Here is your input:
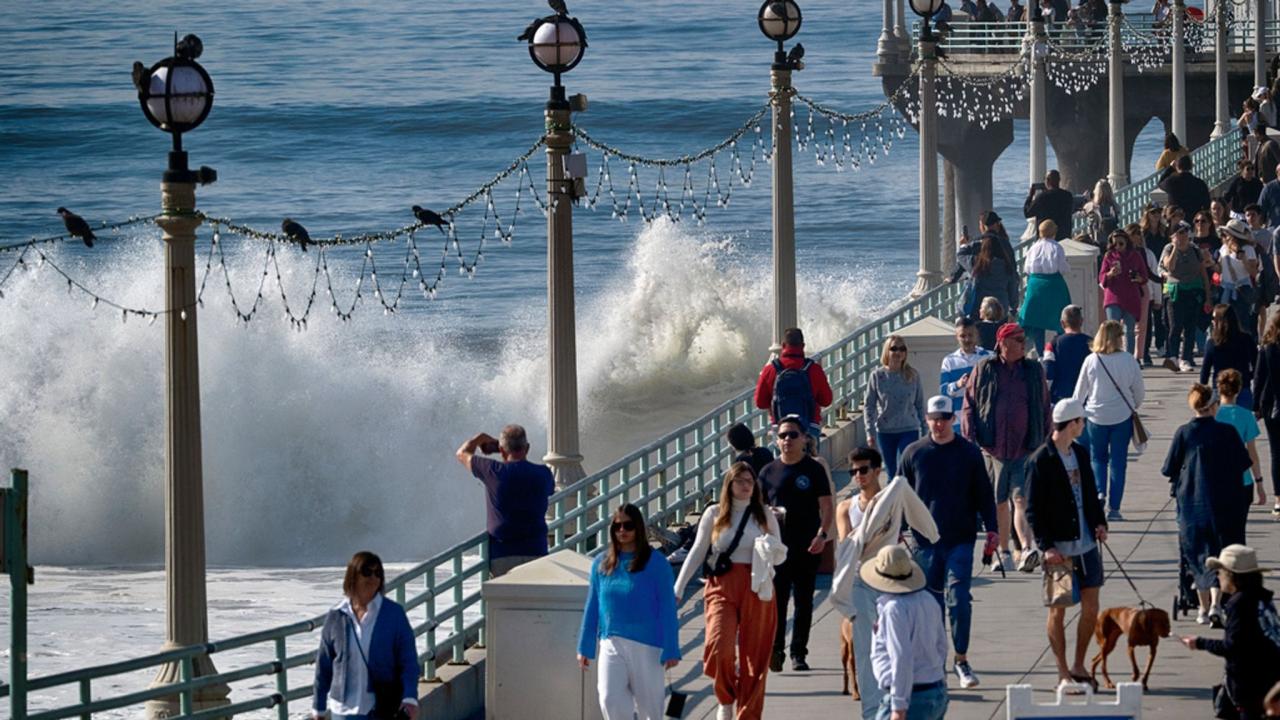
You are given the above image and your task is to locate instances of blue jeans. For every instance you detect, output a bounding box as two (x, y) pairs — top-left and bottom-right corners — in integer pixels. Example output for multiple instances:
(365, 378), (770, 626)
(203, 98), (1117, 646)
(875, 681), (949, 720)
(876, 429), (919, 479)
(1086, 419), (1133, 512)
(852, 577), (884, 720)
(915, 541), (975, 656)
(1105, 305), (1137, 355)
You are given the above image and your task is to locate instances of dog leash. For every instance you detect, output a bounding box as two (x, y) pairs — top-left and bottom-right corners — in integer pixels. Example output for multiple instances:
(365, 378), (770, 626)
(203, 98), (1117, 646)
(1101, 538), (1154, 610)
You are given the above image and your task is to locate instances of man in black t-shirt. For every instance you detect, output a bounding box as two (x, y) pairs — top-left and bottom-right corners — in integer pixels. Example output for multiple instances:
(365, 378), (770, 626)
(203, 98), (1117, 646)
(758, 415), (834, 673)
(1023, 169), (1074, 240)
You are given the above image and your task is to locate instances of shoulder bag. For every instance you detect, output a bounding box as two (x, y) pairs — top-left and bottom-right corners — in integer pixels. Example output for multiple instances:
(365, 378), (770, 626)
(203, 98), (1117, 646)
(343, 611), (404, 719)
(1043, 560), (1075, 607)
(703, 507), (754, 578)
(1095, 354), (1149, 454)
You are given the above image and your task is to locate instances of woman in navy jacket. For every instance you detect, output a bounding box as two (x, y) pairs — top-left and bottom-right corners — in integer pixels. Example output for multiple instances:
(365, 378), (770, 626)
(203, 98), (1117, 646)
(313, 551), (420, 720)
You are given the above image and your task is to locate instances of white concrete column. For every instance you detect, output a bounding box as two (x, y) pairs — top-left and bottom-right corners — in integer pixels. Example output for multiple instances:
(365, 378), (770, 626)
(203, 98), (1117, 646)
(1107, 0), (1129, 188)
(1061, 239), (1102, 332)
(544, 102), (586, 490)
(1172, 0), (1187, 143)
(943, 160), (957, 276)
(1257, 0), (1268, 87)
(146, 179), (229, 718)
(879, 0), (897, 60)
(914, 39), (943, 297)
(770, 66), (797, 352)
(1214, 0), (1232, 137)
(1027, 19), (1049, 240)
(895, 0), (910, 59)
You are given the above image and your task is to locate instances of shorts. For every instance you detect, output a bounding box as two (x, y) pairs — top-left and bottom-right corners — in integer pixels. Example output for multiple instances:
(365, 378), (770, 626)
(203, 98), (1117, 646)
(984, 452), (1028, 503)
(1068, 546), (1105, 595)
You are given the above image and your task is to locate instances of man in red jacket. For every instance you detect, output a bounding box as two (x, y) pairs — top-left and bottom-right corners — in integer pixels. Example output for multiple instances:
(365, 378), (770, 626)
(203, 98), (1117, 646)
(754, 327), (834, 437)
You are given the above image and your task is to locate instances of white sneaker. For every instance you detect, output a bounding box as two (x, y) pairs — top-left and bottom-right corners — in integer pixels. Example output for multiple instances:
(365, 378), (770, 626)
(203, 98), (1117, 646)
(1179, 359), (1194, 373)
(1209, 606), (1225, 629)
(1196, 608), (1210, 625)
(1018, 548), (1041, 573)
(955, 660), (980, 688)
(717, 703), (734, 720)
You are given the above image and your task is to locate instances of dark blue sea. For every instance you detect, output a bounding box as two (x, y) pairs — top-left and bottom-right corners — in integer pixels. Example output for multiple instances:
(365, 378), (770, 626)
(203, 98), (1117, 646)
(0, 0), (1166, 565)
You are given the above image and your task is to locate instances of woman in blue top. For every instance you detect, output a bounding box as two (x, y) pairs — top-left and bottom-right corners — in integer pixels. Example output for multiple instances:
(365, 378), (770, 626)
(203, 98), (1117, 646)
(578, 504), (681, 720)
(313, 552), (419, 720)
(1215, 370), (1267, 525)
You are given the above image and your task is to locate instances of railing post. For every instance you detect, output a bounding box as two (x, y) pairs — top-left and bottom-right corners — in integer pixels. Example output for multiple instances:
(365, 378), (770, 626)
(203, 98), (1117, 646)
(1107, 0), (1129, 188)
(477, 540), (489, 650)
(425, 571), (439, 682)
(274, 638), (289, 720)
(451, 555), (465, 664)
(179, 656), (194, 717)
(5, 469), (29, 720)
(1213, 0), (1232, 138)
(673, 435), (686, 523)
(79, 679), (91, 720)
(1172, 0), (1187, 143)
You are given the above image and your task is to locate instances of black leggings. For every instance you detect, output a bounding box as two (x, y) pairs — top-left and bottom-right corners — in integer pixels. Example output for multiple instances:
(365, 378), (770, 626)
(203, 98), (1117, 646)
(1166, 290), (1203, 362)
(1267, 416), (1280, 497)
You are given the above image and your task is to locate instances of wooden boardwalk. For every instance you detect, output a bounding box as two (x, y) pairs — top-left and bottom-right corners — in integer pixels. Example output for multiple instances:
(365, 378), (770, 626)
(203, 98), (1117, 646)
(669, 365), (1271, 719)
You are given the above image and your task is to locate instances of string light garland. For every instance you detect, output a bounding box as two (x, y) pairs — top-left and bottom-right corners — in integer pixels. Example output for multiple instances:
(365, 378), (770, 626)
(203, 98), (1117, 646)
(789, 72), (917, 170)
(0, 213), (160, 254)
(1044, 35), (1108, 94)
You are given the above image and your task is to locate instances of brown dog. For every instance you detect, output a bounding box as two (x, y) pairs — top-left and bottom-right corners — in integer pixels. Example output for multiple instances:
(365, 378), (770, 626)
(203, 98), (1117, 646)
(1090, 607), (1172, 690)
(840, 617), (861, 700)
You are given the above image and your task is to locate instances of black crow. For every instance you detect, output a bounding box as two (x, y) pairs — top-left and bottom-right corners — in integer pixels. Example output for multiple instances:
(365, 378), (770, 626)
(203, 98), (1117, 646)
(281, 218), (311, 252)
(175, 34), (203, 60)
(787, 43), (805, 65)
(412, 206), (448, 234)
(132, 61), (150, 94)
(57, 207), (95, 248)
(548, 0), (568, 15)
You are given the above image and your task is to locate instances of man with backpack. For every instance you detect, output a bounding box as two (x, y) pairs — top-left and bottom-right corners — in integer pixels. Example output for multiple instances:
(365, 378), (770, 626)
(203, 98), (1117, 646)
(753, 327), (835, 439)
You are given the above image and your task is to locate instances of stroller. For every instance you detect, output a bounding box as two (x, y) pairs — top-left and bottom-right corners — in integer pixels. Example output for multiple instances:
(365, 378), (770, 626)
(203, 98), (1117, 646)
(1171, 541), (1199, 620)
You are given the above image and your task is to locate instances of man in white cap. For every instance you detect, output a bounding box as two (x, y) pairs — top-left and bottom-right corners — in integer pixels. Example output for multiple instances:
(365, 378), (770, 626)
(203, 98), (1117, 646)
(1024, 398), (1108, 690)
(899, 395), (998, 689)
(863, 544), (949, 720)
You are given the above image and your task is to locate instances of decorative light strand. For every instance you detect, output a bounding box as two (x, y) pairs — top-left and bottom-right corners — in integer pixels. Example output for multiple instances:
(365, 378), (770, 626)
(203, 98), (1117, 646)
(0, 213), (160, 254)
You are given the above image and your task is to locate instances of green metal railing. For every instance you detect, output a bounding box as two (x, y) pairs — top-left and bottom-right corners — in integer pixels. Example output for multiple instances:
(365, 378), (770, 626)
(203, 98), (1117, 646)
(3, 114), (1248, 720)
(912, 14), (1280, 55)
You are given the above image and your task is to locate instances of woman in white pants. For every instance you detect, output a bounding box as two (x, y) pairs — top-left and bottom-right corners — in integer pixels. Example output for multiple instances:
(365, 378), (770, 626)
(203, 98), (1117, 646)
(578, 503), (681, 719)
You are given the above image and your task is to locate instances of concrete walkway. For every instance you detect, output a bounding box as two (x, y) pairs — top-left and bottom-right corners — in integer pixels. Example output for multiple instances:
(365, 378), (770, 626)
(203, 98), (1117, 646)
(669, 364), (1274, 719)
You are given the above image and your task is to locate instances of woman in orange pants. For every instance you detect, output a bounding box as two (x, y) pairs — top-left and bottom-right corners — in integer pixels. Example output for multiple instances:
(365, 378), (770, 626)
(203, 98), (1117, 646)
(675, 461), (786, 720)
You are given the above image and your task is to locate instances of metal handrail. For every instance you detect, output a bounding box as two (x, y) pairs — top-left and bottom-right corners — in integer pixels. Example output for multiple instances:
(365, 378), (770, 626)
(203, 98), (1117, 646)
(13, 106), (1247, 720)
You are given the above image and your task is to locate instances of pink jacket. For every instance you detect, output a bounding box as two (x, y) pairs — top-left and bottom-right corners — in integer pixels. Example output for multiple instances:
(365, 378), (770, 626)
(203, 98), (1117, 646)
(1099, 249), (1148, 319)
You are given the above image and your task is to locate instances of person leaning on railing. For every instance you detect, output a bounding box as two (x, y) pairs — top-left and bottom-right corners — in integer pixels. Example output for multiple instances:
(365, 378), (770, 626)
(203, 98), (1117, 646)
(313, 551), (420, 720)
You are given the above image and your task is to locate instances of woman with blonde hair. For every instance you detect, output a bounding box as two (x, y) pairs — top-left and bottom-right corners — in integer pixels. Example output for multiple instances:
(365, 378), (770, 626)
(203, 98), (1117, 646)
(675, 462), (784, 720)
(1072, 320), (1145, 520)
(1084, 179), (1120, 248)
(864, 335), (926, 478)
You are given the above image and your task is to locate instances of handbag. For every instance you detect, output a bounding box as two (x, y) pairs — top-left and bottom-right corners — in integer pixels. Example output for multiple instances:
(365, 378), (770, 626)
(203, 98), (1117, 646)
(1095, 354), (1148, 455)
(1043, 561), (1075, 607)
(665, 672), (687, 718)
(1213, 682), (1239, 720)
(702, 507), (753, 578)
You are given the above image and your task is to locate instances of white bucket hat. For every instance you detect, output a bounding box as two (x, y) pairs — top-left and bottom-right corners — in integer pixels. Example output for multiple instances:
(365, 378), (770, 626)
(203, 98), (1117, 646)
(1206, 544), (1267, 574)
(859, 544), (927, 594)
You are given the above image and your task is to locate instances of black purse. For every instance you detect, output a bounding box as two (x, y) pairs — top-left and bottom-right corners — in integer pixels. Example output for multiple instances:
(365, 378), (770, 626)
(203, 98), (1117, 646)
(1213, 682), (1239, 720)
(702, 508), (753, 578)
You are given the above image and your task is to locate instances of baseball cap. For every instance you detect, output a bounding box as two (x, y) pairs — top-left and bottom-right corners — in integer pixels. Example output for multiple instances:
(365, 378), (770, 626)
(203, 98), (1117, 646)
(1173, 220), (1192, 235)
(1052, 398), (1086, 423)
(926, 395), (953, 419)
(995, 322), (1025, 343)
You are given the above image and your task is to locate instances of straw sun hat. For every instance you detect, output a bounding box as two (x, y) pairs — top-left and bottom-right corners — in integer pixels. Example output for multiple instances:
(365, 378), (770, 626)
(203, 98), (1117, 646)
(859, 544), (927, 594)
(1206, 544), (1268, 574)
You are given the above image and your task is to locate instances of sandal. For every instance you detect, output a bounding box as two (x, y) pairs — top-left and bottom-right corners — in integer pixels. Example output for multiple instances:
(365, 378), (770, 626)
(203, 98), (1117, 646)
(1068, 672), (1098, 692)
(1057, 678), (1086, 696)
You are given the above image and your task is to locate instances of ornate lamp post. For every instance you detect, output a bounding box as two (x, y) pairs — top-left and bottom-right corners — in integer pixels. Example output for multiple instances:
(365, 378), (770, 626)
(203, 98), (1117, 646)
(524, 9), (588, 488)
(134, 33), (228, 718)
(1026, 5), (1049, 239)
(1212, 0), (1231, 137)
(1172, 0), (1187, 143)
(1107, 0), (1128, 188)
(909, 0), (944, 296)
(759, 0), (803, 353)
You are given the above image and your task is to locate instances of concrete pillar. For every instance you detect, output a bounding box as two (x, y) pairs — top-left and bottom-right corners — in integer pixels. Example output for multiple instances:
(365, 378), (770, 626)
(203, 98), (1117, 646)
(544, 101), (586, 489)
(770, 65), (797, 352)
(1107, 0), (1129, 189)
(146, 180), (229, 718)
(484, 551), (599, 720)
(1214, 0), (1232, 138)
(1027, 18), (1049, 240)
(1258, 0), (1268, 88)
(1172, 0), (1187, 143)
(1061, 239), (1102, 334)
(896, 316), (957, 411)
(943, 159), (957, 277)
(914, 39), (943, 297)
(879, 0), (897, 60)
(895, 0), (910, 60)
(938, 117), (1014, 245)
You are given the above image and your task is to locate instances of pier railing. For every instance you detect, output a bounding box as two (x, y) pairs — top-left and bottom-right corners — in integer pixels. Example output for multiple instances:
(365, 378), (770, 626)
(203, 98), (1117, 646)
(8, 117), (1246, 720)
(910, 15), (1280, 55)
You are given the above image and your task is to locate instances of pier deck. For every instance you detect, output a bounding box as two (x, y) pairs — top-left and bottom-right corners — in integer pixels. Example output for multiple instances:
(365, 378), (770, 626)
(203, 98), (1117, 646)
(669, 364), (1273, 719)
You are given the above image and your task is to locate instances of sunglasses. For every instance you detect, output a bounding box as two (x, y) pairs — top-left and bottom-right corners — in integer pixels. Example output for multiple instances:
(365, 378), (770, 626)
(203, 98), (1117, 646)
(851, 465), (877, 476)
(359, 565), (384, 578)
(1195, 218), (1210, 223)
(889, 346), (907, 352)
(611, 520), (636, 532)
(777, 431), (802, 440)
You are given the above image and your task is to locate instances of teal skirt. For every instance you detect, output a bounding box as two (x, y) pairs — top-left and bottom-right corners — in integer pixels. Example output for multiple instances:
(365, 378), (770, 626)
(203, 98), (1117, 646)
(1019, 272), (1071, 332)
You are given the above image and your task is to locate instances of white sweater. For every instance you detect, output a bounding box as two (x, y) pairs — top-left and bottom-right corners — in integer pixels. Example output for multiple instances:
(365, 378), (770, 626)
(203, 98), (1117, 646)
(1071, 351), (1145, 426)
(674, 498), (782, 598)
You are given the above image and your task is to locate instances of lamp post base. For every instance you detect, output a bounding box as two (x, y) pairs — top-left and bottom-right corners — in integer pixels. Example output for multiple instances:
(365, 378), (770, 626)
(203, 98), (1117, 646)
(144, 651), (229, 719)
(910, 270), (944, 298)
(544, 451), (586, 490)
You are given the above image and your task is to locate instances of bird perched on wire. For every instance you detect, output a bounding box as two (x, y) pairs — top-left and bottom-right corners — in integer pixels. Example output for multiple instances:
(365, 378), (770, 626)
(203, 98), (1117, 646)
(131, 61), (150, 93)
(412, 206), (448, 234)
(787, 43), (805, 70)
(281, 218), (311, 252)
(57, 208), (95, 248)
(548, 0), (568, 15)
(175, 33), (203, 60)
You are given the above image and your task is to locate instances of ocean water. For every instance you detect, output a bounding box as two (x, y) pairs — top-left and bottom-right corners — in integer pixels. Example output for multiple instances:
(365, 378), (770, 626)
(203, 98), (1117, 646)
(0, 1), (1170, 700)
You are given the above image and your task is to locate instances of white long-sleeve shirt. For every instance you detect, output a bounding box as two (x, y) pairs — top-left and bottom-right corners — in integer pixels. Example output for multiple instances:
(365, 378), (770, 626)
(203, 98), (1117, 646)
(1023, 238), (1070, 275)
(674, 498), (782, 597)
(870, 589), (948, 711)
(322, 595), (382, 718)
(1071, 351), (1145, 426)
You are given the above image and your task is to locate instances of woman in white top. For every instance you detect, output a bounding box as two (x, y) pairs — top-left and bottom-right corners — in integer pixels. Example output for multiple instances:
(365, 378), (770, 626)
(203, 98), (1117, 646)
(1217, 220), (1261, 335)
(674, 462), (783, 720)
(1072, 320), (1145, 521)
(834, 447), (886, 720)
(1019, 219), (1073, 354)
